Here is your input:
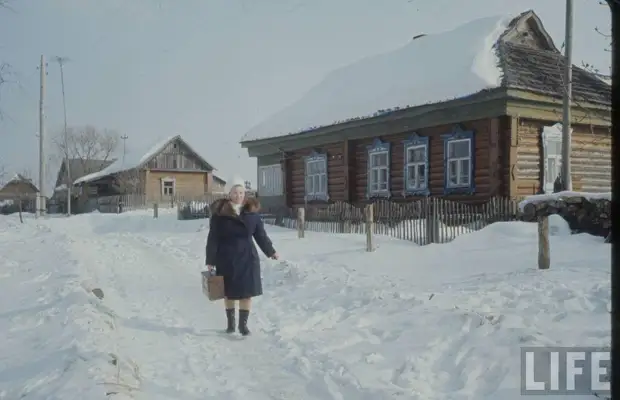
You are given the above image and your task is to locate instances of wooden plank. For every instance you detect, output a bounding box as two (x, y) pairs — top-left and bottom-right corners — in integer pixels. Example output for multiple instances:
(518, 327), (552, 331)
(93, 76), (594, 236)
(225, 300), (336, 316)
(507, 101), (610, 127)
(488, 117), (500, 196)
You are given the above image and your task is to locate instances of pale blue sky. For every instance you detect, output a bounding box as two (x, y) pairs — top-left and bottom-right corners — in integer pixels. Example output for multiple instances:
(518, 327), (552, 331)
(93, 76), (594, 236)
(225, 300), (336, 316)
(0, 0), (611, 193)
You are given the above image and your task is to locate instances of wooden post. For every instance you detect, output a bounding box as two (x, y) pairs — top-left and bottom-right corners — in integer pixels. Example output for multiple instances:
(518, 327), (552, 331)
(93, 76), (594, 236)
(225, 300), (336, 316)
(365, 203), (374, 252)
(153, 203), (158, 219)
(538, 216), (550, 269)
(297, 207), (305, 238)
(424, 198), (434, 245)
(18, 197), (23, 224)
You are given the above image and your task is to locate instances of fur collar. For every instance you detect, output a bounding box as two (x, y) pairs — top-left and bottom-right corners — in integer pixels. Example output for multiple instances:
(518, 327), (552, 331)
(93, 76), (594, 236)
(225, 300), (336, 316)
(210, 198), (256, 217)
(210, 198), (237, 217)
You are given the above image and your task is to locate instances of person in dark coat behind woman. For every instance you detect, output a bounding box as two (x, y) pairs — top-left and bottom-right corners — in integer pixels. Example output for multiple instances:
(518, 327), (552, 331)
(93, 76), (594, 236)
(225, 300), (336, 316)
(205, 184), (278, 335)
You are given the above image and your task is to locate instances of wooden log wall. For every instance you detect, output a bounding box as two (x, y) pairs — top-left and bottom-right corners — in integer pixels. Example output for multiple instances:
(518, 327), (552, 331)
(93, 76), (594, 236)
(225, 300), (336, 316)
(514, 118), (611, 196)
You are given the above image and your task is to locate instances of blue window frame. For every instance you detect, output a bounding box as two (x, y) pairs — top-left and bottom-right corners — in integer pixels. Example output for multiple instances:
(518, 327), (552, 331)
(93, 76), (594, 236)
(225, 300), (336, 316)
(403, 133), (430, 196)
(366, 138), (391, 198)
(442, 125), (475, 195)
(304, 150), (329, 201)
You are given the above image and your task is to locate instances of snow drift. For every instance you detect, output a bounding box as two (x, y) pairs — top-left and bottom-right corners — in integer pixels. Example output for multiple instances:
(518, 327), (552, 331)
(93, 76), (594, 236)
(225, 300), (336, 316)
(0, 210), (610, 399)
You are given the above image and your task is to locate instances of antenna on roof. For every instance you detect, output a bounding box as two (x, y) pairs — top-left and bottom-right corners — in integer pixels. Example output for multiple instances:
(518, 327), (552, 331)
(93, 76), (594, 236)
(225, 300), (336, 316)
(412, 34), (426, 40)
(120, 134), (129, 164)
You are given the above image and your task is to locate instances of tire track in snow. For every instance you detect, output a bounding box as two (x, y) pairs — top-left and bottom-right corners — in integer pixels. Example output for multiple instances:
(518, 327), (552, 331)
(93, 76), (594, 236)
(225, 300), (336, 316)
(133, 231), (393, 399)
(63, 225), (331, 399)
(139, 233), (409, 399)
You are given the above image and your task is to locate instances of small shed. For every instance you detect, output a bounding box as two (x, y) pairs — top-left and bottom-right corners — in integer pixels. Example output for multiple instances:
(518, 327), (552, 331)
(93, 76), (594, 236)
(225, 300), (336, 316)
(0, 174), (40, 213)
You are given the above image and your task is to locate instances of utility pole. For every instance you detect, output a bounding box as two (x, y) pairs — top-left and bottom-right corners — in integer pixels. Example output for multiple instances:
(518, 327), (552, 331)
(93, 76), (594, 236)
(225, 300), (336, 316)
(120, 134), (128, 164)
(605, 1), (619, 395)
(37, 55), (46, 217)
(54, 56), (71, 215)
(561, 0), (573, 191)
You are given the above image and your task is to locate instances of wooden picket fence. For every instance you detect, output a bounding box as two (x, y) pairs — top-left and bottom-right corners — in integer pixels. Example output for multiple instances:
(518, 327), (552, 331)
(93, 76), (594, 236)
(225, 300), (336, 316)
(94, 193), (228, 215)
(263, 197), (522, 247)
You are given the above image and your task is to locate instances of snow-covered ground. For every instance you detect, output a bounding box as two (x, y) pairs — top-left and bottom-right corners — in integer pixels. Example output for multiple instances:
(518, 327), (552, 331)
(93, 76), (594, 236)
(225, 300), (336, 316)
(0, 210), (610, 399)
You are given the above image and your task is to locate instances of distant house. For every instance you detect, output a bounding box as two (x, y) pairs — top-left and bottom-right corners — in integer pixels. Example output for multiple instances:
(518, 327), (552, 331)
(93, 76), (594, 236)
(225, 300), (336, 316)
(212, 175), (227, 193)
(0, 174), (40, 213)
(53, 158), (116, 192)
(72, 135), (225, 204)
(50, 158), (115, 210)
(240, 10), (611, 210)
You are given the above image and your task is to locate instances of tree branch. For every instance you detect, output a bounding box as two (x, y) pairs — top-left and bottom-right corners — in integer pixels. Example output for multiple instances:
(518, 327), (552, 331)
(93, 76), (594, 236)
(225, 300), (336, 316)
(0, 162), (6, 186)
(52, 125), (120, 184)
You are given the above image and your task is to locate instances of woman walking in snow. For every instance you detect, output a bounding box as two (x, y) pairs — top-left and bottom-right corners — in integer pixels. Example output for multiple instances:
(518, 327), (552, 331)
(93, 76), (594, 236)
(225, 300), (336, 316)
(205, 181), (278, 335)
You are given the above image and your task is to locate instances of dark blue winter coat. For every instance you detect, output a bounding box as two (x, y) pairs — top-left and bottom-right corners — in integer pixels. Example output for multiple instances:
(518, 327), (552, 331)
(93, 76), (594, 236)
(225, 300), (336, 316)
(205, 199), (276, 300)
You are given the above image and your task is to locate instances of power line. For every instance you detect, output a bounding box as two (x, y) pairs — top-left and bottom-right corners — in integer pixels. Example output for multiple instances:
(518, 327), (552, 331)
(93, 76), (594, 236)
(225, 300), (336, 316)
(53, 56), (71, 215)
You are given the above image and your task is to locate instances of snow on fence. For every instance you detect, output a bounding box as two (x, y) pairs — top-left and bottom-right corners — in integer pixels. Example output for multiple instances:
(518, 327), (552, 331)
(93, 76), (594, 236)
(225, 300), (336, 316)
(96, 194), (149, 213)
(175, 193), (258, 220)
(264, 197), (521, 246)
(95, 194), (228, 216)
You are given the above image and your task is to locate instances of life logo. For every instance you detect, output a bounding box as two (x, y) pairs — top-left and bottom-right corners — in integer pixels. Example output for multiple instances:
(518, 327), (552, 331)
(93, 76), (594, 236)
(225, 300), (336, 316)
(520, 346), (610, 396)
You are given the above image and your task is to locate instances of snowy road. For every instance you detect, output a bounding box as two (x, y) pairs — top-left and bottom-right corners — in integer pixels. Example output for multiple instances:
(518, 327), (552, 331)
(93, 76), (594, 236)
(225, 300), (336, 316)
(0, 211), (611, 400)
(62, 217), (356, 400)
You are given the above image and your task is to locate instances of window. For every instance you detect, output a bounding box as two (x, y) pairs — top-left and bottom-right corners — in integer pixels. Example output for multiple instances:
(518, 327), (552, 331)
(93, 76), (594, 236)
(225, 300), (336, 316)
(304, 152), (328, 201)
(258, 164), (283, 196)
(403, 133), (429, 196)
(447, 140), (471, 186)
(542, 123), (566, 193)
(545, 140), (562, 189)
(442, 127), (475, 194)
(367, 138), (391, 197)
(161, 178), (175, 196)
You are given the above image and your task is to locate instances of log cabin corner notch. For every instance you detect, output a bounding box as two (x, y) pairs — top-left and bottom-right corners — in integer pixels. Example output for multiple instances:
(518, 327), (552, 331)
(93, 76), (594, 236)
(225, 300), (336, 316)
(241, 10), (611, 209)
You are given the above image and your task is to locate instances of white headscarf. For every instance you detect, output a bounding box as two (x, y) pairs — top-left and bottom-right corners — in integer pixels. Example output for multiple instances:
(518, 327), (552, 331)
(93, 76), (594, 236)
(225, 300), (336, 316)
(224, 174), (245, 194)
(225, 174), (245, 214)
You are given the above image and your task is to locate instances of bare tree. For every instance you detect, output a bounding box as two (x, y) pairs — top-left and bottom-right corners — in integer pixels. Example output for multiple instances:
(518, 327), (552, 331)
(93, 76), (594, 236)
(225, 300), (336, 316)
(17, 168), (32, 180)
(546, 3), (612, 130)
(0, 162), (6, 186)
(53, 125), (119, 184)
(0, 63), (12, 119)
(578, 1), (612, 78)
(0, 1), (13, 116)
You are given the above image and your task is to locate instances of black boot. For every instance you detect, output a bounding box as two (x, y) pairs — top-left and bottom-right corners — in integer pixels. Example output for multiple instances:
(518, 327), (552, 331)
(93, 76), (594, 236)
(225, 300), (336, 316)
(238, 309), (251, 336)
(225, 308), (235, 333)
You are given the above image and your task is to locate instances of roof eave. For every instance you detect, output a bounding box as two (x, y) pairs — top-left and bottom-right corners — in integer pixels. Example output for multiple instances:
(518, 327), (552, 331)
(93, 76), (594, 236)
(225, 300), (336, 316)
(138, 135), (216, 172)
(240, 88), (508, 150)
(506, 87), (611, 109)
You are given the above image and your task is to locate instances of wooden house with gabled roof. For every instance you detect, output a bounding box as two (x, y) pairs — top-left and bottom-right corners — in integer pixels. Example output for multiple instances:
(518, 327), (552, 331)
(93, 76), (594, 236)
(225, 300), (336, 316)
(0, 174), (40, 213)
(239, 10), (611, 211)
(72, 135), (226, 204)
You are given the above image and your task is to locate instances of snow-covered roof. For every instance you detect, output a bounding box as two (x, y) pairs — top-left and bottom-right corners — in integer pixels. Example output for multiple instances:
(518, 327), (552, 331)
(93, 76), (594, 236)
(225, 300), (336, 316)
(8, 173), (31, 183)
(73, 135), (215, 185)
(594, 73), (611, 86)
(241, 13), (516, 142)
(0, 173), (39, 193)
